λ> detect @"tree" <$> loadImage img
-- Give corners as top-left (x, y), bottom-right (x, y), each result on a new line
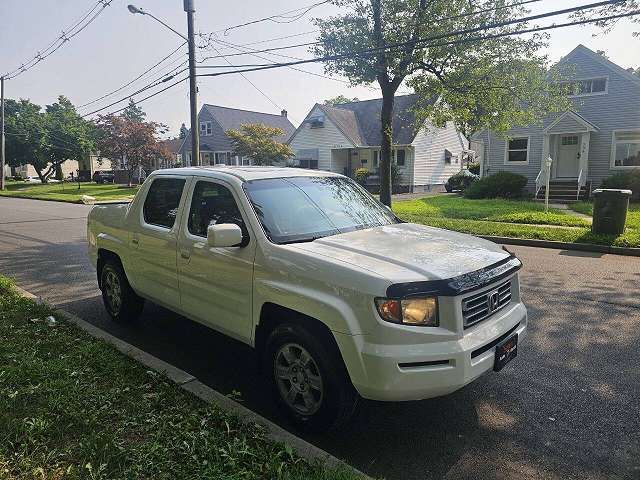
top-left (95, 114), bottom-right (170, 186)
top-left (4, 99), bottom-right (47, 178)
top-left (313, 0), bottom-right (570, 206)
top-left (226, 124), bottom-right (294, 166)
top-left (179, 123), bottom-right (189, 139)
top-left (4, 96), bottom-right (94, 182)
top-left (41, 96), bottom-right (95, 181)
top-left (122, 98), bottom-right (146, 122)
top-left (323, 95), bottom-right (360, 106)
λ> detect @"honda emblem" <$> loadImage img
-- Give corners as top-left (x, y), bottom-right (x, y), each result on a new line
top-left (487, 290), bottom-right (500, 313)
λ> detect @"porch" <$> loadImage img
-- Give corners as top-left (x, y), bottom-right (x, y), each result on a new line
top-left (535, 111), bottom-right (598, 202)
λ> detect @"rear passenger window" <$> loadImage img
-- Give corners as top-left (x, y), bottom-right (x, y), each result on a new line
top-left (188, 181), bottom-right (246, 238)
top-left (143, 178), bottom-right (186, 228)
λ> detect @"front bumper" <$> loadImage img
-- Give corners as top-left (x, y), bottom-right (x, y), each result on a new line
top-left (336, 301), bottom-right (527, 402)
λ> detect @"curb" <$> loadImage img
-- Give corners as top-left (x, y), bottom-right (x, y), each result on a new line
top-left (12, 285), bottom-right (367, 478)
top-left (480, 235), bottom-right (640, 257)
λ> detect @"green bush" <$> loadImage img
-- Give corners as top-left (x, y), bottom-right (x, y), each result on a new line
top-left (600, 170), bottom-right (640, 201)
top-left (467, 162), bottom-right (481, 175)
top-left (354, 167), bottom-right (370, 185)
top-left (465, 171), bottom-right (528, 199)
top-left (445, 170), bottom-right (479, 192)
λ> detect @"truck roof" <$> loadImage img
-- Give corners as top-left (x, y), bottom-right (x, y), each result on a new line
top-left (152, 166), bottom-right (342, 182)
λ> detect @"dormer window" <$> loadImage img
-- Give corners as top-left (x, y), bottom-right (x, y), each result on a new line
top-left (562, 77), bottom-right (608, 97)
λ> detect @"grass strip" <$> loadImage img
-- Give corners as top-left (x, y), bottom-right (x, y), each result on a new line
top-left (0, 277), bottom-right (360, 480)
top-left (0, 182), bottom-right (138, 203)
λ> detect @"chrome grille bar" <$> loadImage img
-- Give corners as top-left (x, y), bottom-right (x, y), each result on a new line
top-left (462, 279), bottom-right (512, 328)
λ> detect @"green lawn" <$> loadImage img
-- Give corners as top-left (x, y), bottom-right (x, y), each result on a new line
top-left (0, 181), bottom-right (138, 203)
top-left (393, 196), bottom-right (640, 248)
top-left (571, 201), bottom-right (640, 231)
top-left (0, 277), bottom-right (360, 480)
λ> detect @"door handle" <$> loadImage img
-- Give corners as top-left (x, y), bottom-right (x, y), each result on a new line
top-left (180, 250), bottom-right (191, 260)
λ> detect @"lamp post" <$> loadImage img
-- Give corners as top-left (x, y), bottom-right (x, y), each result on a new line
top-left (545, 156), bottom-right (553, 212)
top-left (127, 2), bottom-right (199, 166)
top-left (1, 76), bottom-right (5, 191)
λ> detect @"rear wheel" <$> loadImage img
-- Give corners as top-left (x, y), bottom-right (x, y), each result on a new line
top-left (264, 323), bottom-right (358, 432)
top-left (100, 260), bottom-right (144, 322)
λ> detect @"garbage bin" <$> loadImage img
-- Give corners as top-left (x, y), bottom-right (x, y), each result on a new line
top-left (591, 188), bottom-right (632, 235)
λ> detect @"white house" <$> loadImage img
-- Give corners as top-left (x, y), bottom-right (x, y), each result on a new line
top-left (287, 94), bottom-right (468, 192)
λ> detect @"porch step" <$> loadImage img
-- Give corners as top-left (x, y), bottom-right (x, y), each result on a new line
top-left (535, 181), bottom-right (590, 203)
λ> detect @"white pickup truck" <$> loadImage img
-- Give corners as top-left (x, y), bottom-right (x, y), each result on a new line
top-left (87, 166), bottom-right (527, 430)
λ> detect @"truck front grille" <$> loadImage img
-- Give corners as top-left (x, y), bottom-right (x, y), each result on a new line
top-left (462, 279), bottom-right (512, 328)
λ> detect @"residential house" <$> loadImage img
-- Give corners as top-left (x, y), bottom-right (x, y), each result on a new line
top-left (12, 155), bottom-right (112, 181)
top-left (156, 137), bottom-right (184, 170)
top-left (287, 94), bottom-right (468, 192)
top-left (471, 45), bottom-right (640, 201)
top-left (180, 104), bottom-right (295, 166)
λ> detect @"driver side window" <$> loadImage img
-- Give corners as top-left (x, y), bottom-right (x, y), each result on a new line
top-left (188, 181), bottom-right (246, 238)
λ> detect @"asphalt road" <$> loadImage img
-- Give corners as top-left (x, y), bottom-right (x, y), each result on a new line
top-left (1, 196), bottom-right (639, 480)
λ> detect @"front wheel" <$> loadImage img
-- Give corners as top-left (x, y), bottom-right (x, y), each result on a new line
top-left (100, 260), bottom-right (144, 322)
top-left (264, 323), bottom-right (358, 432)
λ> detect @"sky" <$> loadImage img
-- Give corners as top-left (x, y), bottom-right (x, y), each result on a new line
top-left (0, 0), bottom-right (638, 137)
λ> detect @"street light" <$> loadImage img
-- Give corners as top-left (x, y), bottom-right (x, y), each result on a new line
top-left (127, 2), bottom-right (199, 166)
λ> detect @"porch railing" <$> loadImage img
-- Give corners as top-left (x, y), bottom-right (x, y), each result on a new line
top-left (576, 169), bottom-right (585, 201)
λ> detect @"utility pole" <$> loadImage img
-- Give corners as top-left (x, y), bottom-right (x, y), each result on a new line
top-left (1, 76), bottom-right (5, 191)
top-left (184, 0), bottom-right (200, 166)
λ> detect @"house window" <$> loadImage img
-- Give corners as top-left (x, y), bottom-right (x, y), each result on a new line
top-left (396, 149), bottom-right (406, 167)
top-left (373, 151), bottom-right (379, 168)
top-left (505, 137), bottom-right (529, 163)
top-left (214, 152), bottom-right (232, 165)
top-left (298, 159), bottom-right (319, 169)
top-left (562, 77), bottom-right (608, 97)
top-left (562, 136), bottom-right (579, 146)
top-left (444, 149), bottom-right (453, 164)
top-left (612, 130), bottom-right (640, 168)
top-left (200, 121), bottom-right (212, 136)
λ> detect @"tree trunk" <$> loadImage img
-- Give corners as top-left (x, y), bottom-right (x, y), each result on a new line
top-left (379, 87), bottom-right (395, 207)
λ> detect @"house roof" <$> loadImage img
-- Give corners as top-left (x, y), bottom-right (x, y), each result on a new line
top-left (160, 137), bottom-right (184, 154)
top-left (544, 110), bottom-right (599, 133)
top-left (323, 94), bottom-right (428, 146)
top-left (203, 104), bottom-right (296, 143)
top-left (559, 44), bottom-right (640, 87)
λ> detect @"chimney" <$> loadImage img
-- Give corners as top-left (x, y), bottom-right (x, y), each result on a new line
top-left (281, 109), bottom-right (288, 118)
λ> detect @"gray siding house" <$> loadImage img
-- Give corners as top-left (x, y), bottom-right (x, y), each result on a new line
top-left (180, 104), bottom-right (295, 166)
top-left (288, 95), bottom-right (468, 192)
top-left (472, 45), bottom-right (640, 201)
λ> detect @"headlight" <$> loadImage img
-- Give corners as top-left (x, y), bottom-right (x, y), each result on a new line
top-left (375, 297), bottom-right (439, 327)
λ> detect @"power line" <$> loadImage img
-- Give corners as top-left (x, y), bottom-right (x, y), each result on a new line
top-left (78, 42), bottom-right (187, 108)
top-left (209, 38), bottom-right (356, 86)
top-left (215, 1), bottom-right (330, 36)
top-left (2, 0), bottom-right (115, 80)
top-left (84, 3), bottom-right (637, 118)
top-left (81, 68), bottom-right (189, 117)
top-left (205, 44), bottom-right (282, 110)
top-left (196, 8), bottom-right (639, 81)
top-left (197, 0), bottom-right (627, 63)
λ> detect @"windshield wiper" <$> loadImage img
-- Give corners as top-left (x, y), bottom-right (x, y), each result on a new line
top-left (280, 234), bottom-right (329, 245)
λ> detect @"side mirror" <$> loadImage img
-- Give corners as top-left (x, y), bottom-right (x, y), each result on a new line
top-left (207, 223), bottom-right (243, 248)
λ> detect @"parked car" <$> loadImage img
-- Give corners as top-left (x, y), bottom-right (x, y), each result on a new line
top-left (93, 171), bottom-right (115, 184)
top-left (445, 169), bottom-right (479, 192)
top-left (87, 167), bottom-right (527, 431)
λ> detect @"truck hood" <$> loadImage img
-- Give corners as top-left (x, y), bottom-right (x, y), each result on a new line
top-left (290, 223), bottom-right (511, 284)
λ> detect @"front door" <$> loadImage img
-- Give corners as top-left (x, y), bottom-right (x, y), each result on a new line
top-left (555, 135), bottom-right (580, 178)
top-left (177, 178), bottom-right (255, 342)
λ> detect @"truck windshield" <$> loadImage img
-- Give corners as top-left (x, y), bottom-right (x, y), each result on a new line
top-left (244, 176), bottom-right (399, 244)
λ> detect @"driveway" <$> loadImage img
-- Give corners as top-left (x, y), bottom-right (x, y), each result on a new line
top-left (1, 196), bottom-right (638, 480)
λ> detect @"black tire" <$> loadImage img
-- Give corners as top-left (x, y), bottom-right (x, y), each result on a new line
top-left (100, 260), bottom-right (144, 323)
top-left (264, 323), bottom-right (359, 432)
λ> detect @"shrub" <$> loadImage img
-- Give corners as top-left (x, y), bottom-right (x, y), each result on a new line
top-left (600, 170), bottom-right (640, 201)
top-left (445, 170), bottom-right (479, 192)
top-left (467, 162), bottom-right (481, 175)
top-left (465, 171), bottom-right (528, 199)
top-left (13, 174), bottom-right (24, 181)
top-left (354, 167), bottom-right (370, 185)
